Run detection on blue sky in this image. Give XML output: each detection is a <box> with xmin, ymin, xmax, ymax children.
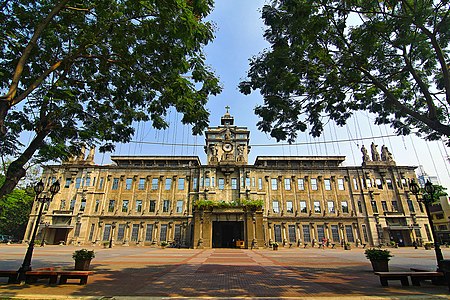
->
<box><xmin>108</xmin><ymin>0</ymin><xmax>450</xmax><ymax>189</ymax></box>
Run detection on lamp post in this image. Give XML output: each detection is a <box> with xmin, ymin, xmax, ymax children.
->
<box><xmin>409</xmin><ymin>179</ymin><xmax>444</xmax><ymax>271</ymax></box>
<box><xmin>17</xmin><ymin>180</ymin><xmax>60</xmax><ymax>282</ymax></box>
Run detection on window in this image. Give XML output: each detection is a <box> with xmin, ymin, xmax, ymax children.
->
<box><xmin>324</xmin><ymin>179</ymin><xmax>331</xmax><ymax>190</ymax></box>
<box><xmin>99</xmin><ymin>177</ymin><xmax>104</xmax><ymax>189</ymax></box>
<box><xmin>131</xmin><ymin>224</ymin><xmax>139</xmax><ymax>241</ymax></box>
<box><xmin>163</xmin><ymin>200</ymin><xmax>170</xmax><ymax>212</ymax></box>
<box><xmin>218</xmin><ymin>178</ymin><xmax>225</xmax><ymax>190</ymax></box>
<box><xmin>353</xmin><ymin>178</ymin><xmax>358</xmax><ymax>190</ymax></box>
<box><xmin>75</xmin><ymin>177</ymin><xmax>82</xmax><ymax>189</ymax></box>
<box><xmin>65</xmin><ymin>178</ymin><xmax>71</xmax><ymax>188</ymax></box>
<box><xmin>327</xmin><ymin>201</ymin><xmax>335</xmax><ymax>213</ymax></box>
<box><xmin>284</xmin><ymin>178</ymin><xmax>291</xmax><ymax>190</ymax></box>
<box><xmin>165</xmin><ymin>178</ymin><xmax>172</xmax><ymax>190</ymax></box>
<box><xmin>74</xmin><ymin>223</ymin><xmax>80</xmax><ymax>237</ymax></box>
<box><xmin>345</xmin><ymin>225</ymin><xmax>355</xmax><ymax>242</ymax></box>
<box><xmin>117</xmin><ymin>224</ymin><xmax>125</xmax><ymax>241</ymax></box>
<box><xmin>122</xmin><ymin>200</ymin><xmax>129</xmax><ymax>212</ymax></box>
<box><xmin>85</xmin><ymin>177</ymin><xmax>91</xmax><ymax>187</ymax></box>
<box><xmin>314</xmin><ymin>201</ymin><xmax>321</xmax><ymax>213</ymax></box>
<box><xmin>341</xmin><ymin>201</ymin><xmax>349</xmax><ymax>213</ymax></box>
<box><xmin>245</xmin><ymin>177</ymin><xmax>250</xmax><ymax>188</ymax></box>
<box><xmin>302</xmin><ymin>225</ymin><xmax>311</xmax><ymax>243</ymax></box>
<box><xmin>70</xmin><ymin>199</ymin><xmax>76</xmax><ymax>211</ymax></box>
<box><xmin>358</xmin><ymin>201</ymin><xmax>363</xmax><ymax>213</ymax></box>
<box><xmin>300</xmin><ymin>201</ymin><xmax>307</xmax><ymax>213</ymax></box>
<box><xmin>193</xmin><ymin>177</ymin><xmax>198</xmax><ymax>190</ymax></box>
<box><xmin>112</xmin><ymin>178</ymin><xmax>119</xmax><ymax>190</ymax></box>
<box><xmin>407</xmin><ymin>199</ymin><xmax>415</xmax><ymax>213</ymax></box>
<box><xmin>375</xmin><ymin>178</ymin><xmax>383</xmax><ymax>189</ymax></box>
<box><xmin>272</xmin><ymin>201</ymin><xmax>279</xmax><ymax>213</ymax></box>
<box><xmin>361</xmin><ymin>224</ymin><xmax>369</xmax><ymax>242</ymax></box>
<box><xmin>138</xmin><ymin>178</ymin><xmax>145</xmax><ymax>190</ymax></box>
<box><xmin>80</xmin><ymin>199</ymin><xmax>86</xmax><ymax>211</ymax></box>
<box><xmin>258</xmin><ymin>178</ymin><xmax>263</xmax><ymax>190</ymax></box>
<box><xmin>135</xmin><ymin>200</ymin><xmax>142</xmax><ymax>212</ymax></box>
<box><xmin>149</xmin><ymin>200</ymin><xmax>156</xmax><ymax>213</ymax></box>
<box><xmin>386</xmin><ymin>179</ymin><xmax>393</xmax><ymax>189</ymax></box>
<box><xmin>205</xmin><ymin>177</ymin><xmax>210</xmax><ymax>187</ymax></box>
<box><xmin>288</xmin><ymin>225</ymin><xmax>296</xmax><ymax>243</ymax></box>
<box><xmin>60</xmin><ymin>200</ymin><xmax>66</xmax><ymax>210</ymax></box>
<box><xmin>439</xmin><ymin>225</ymin><xmax>447</xmax><ymax>231</ymax></box>
<box><xmin>317</xmin><ymin>225</ymin><xmax>325</xmax><ymax>240</ymax></box>
<box><xmin>178</xmin><ymin>178</ymin><xmax>185</xmax><ymax>190</ymax></box>
<box><xmin>108</xmin><ymin>200</ymin><xmax>115</xmax><ymax>212</ymax></box>
<box><xmin>152</xmin><ymin>178</ymin><xmax>158</xmax><ymax>190</ymax></box>
<box><xmin>231</xmin><ymin>178</ymin><xmax>237</xmax><ymax>190</ymax></box>
<box><xmin>298</xmin><ymin>178</ymin><xmax>305</xmax><ymax>190</ymax></box>
<box><xmin>286</xmin><ymin>201</ymin><xmax>293</xmax><ymax>213</ymax></box>
<box><xmin>252</xmin><ymin>177</ymin><xmax>256</xmax><ymax>187</ymax></box>
<box><xmin>381</xmin><ymin>201</ymin><xmax>388</xmax><ymax>212</ymax></box>
<box><xmin>240</xmin><ymin>177</ymin><xmax>244</xmax><ymax>187</ymax></box>
<box><xmin>311</xmin><ymin>178</ymin><xmax>318</xmax><ymax>190</ymax></box>
<box><xmin>391</xmin><ymin>200</ymin><xmax>399</xmax><ymax>212</ymax></box>
<box><xmin>95</xmin><ymin>200</ymin><xmax>100</xmax><ymax>212</ymax></box>
<box><xmin>89</xmin><ymin>224</ymin><xmax>95</xmax><ymax>241</ymax></box>
<box><xmin>176</xmin><ymin>200</ymin><xmax>183</xmax><ymax>213</ymax></box>
<box><xmin>366</xmin><ymin>179</ymin><xmax>372</xmax><ymax>188</ymax></box>
<box><xmin>274</xmin><ymin>225</ymin><xmax>282</xmax><ymax>242</ymax></box>
<box><xmin>424</xmin><ymin>224</ymin><xmax>432</xmax><ymax>240</ymax></box>
<box><xmin>337</xmin><ymin>178</ymin><xmax>345</xmax><ymax>190</ymax></box>
<box><xmin>371</xmin><ymin>201</ymin><xmax>378</xmax><ymax>213</ymax></box>
<box><xmin>200</xmin><ymin>176</ymin><xmax>203</xmax><ymax>187</ymax></box>
<box><xmin>145</xmin><ymin>224</ymin><xmax>153</xmax><ymax>241</ymax></box>
<box><xmin>331</xmin><ymin>225</ymin><xmax>340</xmax><ymax>242</ymax></box>
<box><xmin>160</xmin><ymin>224</ymin><xmax>168</xmax><ymax>242</ymax></box>
<box><xmin>271</xmin><ymin>178</ymin><xmax>278</xmax><ymax>190</ymax></box>
<box><xmin>212</xmin><ymin>176</ymin><xmax>215</xmax><ymax>187</ymax></box>
<box><xmin>174</xmin><ymin>225</ymin><xmax>181</xmax><ymax>243</ymax></box>
<box><xmin>103</xmin><ymin>224</ymin><xmax>111</xmax><ymax>241</ymax></box>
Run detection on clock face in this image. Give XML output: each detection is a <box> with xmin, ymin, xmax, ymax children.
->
<box><xmin>222</xmin><ymin>143</ymin><xmax>233</xmax><ymax>152</ymax></box>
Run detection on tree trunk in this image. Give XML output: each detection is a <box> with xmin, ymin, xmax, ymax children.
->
<box><xmin>0</xmin><ymin>99</ymin><xmax>9</xmax><ymax>138</ymax></box>
<box><xmin>0</xmin><ymin>130</ymin><xmax>49</xmax><ymax>199</ymax></box>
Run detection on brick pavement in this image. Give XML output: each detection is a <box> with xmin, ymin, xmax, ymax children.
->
<box><xmin>0</xmin><ymin>244</ymin><xmax>449</xmax><ymax>299</ymax></box>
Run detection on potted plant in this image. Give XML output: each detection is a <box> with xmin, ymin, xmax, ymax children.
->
<box><xmin>160</xmin><ymin>241</ymin><xmax>169</xmax><ymax>248</ymax></box>
<box><xmin>272</xmin><ymin>242</ymin><xmax>279</xmax><ymax>250</ymax></box>
<box><xmin>344</xmin><ymin>242</ymin><xmax>351</xmax><ymax>250</ymax></box>
<box><xmin>364</xmin><ymin>248</ymin><xmax>392</xmax><ymax>272</ymax></box>
<box><xmin>424</xmin><ymin>242</ymin><xmax>433</xmax><ymax>250</ymax></box>
<box><xmin>73</xmin><ymin>249</ymin><xmax>95</xmax><ymax>270</ymax></box>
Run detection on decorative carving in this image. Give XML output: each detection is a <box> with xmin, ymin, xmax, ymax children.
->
<box><xmin>381</xmin><ymin>145</ymin><xmax>393</xmax><ymax>162</ymax></box>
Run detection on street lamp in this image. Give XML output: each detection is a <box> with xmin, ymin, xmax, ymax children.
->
<box><xmin>17</xmin><ymin>179</ymin><xmax>60</xmax><ymax>282</ymax></box>
<box><xmin>409</xmin><ymin>179</ymin><xmax>444</xmax><ymax>271</ymax></box>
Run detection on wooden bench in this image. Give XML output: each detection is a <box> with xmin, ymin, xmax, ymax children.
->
<box><xmin>25</xmin><ymin>270</ymin><xmax>58</xmax><ymax>284</ymax></box>
<box><xmin>374</xmin><ymin>271</ymin><xmax>444</xmax><ymax>287</ymax></box>
<box><xmin>0</xmin><ymin>270</ymin><xmax>18</xmax><ymax>283</ymax></box>
<box><xmin>58</xmin><ymin>271</ymin><xmax>93</xmax><ymax>285</ymax></box>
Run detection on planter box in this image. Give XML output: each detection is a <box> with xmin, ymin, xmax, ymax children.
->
<box><xmin>75</xmin><ymin>259</ymin><xmax>92</xmax><ymax>271</ymax></box>
<box><xmin>370</xmin><ymin>260</ymin><xmax>389</xmax><ymax>272</ymax></box>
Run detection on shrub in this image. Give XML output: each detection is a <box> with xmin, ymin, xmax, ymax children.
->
<box><xmin>72</xmin><ymin>249</ymin><xmax>95</xmax><ymax>261</ymax></box>
<box><xmin>364</xmin><ymin>248</ymin><xmax>392</xmax><ymax>261</ymax></box>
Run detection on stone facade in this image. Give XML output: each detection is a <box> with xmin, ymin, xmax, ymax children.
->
<box><xmin>24</xmin><ymin>112</ymin><xmax>432</xmax><ymax>248</ymax></box>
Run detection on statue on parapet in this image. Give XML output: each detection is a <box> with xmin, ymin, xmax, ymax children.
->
<box><xmin>361</xmin><ymin>145</ymin><xmax>370</xmax><ymax>162</ymax></box>
<box><xmin>371</xmin><ymin>142</ymin><xmax>380</xmax><ymax>161</ymax></box>
<box><xmin>381</xmin><ymin>145</ymin><xmax>393</xmax><ymax>162</ymax></box>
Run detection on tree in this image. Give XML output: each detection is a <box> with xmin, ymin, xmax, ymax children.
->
<box><xmin>0</xmin><ymin>175</ymin><xmax>34</xmax><ymax>239</ymax></box>
<box><xmin>0</xmin><ymin>0</ymin><xmax>221</xmax><ymax>198</ymax></box>
<box><xmin>239</xmin><ymin>0</ymin><xmax>450</xmax><ymax>144</ymax></box>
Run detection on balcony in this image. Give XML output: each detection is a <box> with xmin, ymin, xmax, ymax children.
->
<box><xmin>383</xmin><ymin>211</ymin><xmax>405</xmax><ymax>217</ymax></box>
<box><xmin>52</xmin><ymin>210</ymin><xmax>74</xmax><ymax>216</ymax></box>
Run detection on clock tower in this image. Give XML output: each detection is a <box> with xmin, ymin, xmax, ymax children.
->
<box><xmin>204</xmin><ymin>107</ymin><xmax>250</xmax><ymax>166</ymax></box>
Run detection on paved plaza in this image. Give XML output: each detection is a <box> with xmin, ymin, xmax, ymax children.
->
<box><xmin>0</xmin><ymin>244</ymin><xmax>449</xmax><ymax>299</ymax></box>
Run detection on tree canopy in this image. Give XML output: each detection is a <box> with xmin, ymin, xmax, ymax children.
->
<box><xmin>239</xmin><ymin>0</ymin><xmax>450</xmax><ymax>144</ymax></box>
<box><xmin>0</xmin><ymin>0</ymin><xmax>221</xmax><ymax>197</ymax></box>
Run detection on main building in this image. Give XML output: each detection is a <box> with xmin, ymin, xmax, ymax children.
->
<box><xmin>24</xmin><ymin>111</ymin><xmax>433</xmax><ymax>249</ymax></box>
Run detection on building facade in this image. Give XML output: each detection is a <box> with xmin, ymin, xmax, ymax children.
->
<box><xmin>24</xmin><ymin>112</ymin><xmax>434</xmax><ymax>248</ymax></box>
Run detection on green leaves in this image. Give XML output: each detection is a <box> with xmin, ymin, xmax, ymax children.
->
<box><xmin>240</xmin><ymin>0</ymin><xmax>450</xmax><ymax>144</ymax></box>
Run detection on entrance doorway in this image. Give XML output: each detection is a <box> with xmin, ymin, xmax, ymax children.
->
<box><xmin>212</xmin><ymin>221</ymin><xmax>244</xmax><ymax>248</ymax></box>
